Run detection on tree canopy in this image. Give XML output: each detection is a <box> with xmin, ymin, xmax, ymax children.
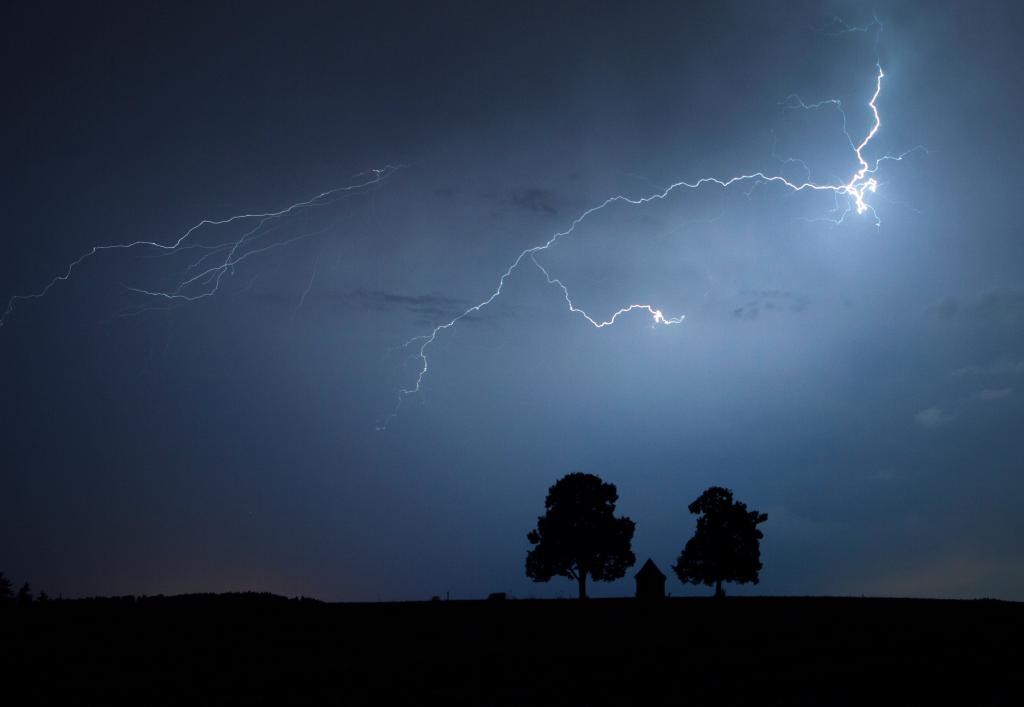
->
<box><xmin>526</xmin><ymin>472</ymin><xmax>636</xmax><ymax>599</ymax></box>
<box><xmin>673</xmin><ymin>486</ymin><xmax>767</xmax><ymax>598</ymax></box>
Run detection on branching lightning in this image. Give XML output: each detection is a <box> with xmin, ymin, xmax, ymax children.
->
<box><xmin>1</xmin><ymin>17</ymin><xmax>925</xmax><ymax>432</ymax></box>
<box><xmin>0</xmin><ymin>166</ymin><xmax>403</xmax><ymax>328</ymax></box>
<box><xmin>379</xmin><ymin>22</ymin><xmax>924</xmax><ymax>429</ymax></box>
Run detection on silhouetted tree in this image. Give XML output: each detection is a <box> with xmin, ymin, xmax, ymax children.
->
<box><xmin>526</xmin><ymin>472</ymin><xmax>636</xmax><ymax>599</ymax></box>
<box><xmin>17</xmin><ymin>582</ymin><xmax>33</xmax><ymax>606</ymax></box>
<box><xmin>0</xmin><ymin>572</ymin><xmax>12</xmax><ymax>604</ymax></box>
<box><xmin>673</xmin><ymin>486</ymin><xmax>767</xmax><ymax>598</ymax></box>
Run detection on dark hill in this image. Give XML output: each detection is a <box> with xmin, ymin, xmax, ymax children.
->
<box><xmin>2</xmin><ymin>595</ymin><xmax>1020</xmax><ymax>705</ymax></box>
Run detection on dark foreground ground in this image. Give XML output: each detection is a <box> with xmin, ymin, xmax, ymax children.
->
<box><xmin>1</xmin><ymin>594</ymin><xmax>1021</xmax><ymax>705</ymax></box>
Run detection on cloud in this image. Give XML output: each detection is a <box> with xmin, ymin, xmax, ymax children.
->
<box><xmin>975</xmin><ymin>287</ymin><xmax>1024</xmax><ymax>320</ymax></box>
<box><xmin>350</xmin><ymin>289</ymin><xmax>475</xmax><ymax>323</ymax></box>
<box><xmin>976</xmin><ymin>387</ymin><xmax>1012</xmax><ymax>401</ymax></box>
<box><xmin>929</xmin><ymin>296</ymin><xmax>959</xmax><ymax>320</ymax></box>
<box><xmin>506</xmin><ymin>187</ymin><xmax>560</xmax><ymax>216</ymax></box>
<box><xmin>951</xmin><ymin>357</ymin><xmax>1024</xmax><ymax>377</ymax></box>
<box><xmin>931</xmin><ymin>286</ymin><xmax>1024</xmax><ymax>322</ymax></box>
<box><xmin>732</xmin><ymin>289</ymin><xmax>808</xmax><ymax>320</ymax></box>
<box><xmin>914</xmin><ymin>406</ymin><xmax>953</xmax><ymax>429</ymax></box>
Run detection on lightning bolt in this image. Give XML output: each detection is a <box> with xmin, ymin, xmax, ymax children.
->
<box><xmin>379</xmin><ymin>25</ymin><xmax>924</xmax><ymax>430</ymax></box>
<box><xmin>0</xmin><ymin>165</ymin><xmax>403</xmax><ymax>328</ymax></box>
<box><xmin>820</xmin><ymin>13</ymin><xmax>883</xmax><ymax>36</ymax></box>
<box><xmin>1</xmin><ymin>17</ymin><xmax>924</xmax><ymax>433</ymax></box>
<box><xmin>294</xmin><ymin>254</ymin><xmax>321</xmax><ymax>315</ymax></box>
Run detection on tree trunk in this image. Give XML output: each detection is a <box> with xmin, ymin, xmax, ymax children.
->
<box><xmin>714</xmin><ymin>579</ymin><xmax>724</xmax><ymax>599</ymax></box>
<box><xmin>578</xmin><ymin>572</ymin><xmax>587</xmax><ymax>600</ymax></box>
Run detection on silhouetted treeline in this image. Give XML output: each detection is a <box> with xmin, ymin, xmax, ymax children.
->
<box><xmin>0</xmin><ymin>571</ymin><xmax>46</xmax><ymax>607</ymax></box>
<box><xmin>65</xmin><ymin>591</ymin><xmax>322</xmax><ymax>607</ymax></box>
<box><xmin>0</xmin><ymin>574</ymin><xmax>322</xmax><ymax>608</ymax></box>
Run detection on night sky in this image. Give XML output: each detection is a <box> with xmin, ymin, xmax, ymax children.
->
<box><xmin>3</xmin><ymin>0</ymin><xmax>1023</xmax><ymax>601</ymax></box>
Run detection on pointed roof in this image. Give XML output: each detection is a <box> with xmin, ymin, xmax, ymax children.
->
<box><xmin>634</xmin><ymin>558</ymin><xmax>666</xmax><ymax>581</ymax></box>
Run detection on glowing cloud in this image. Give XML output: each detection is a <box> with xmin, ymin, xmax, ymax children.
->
<box><xmin>379</xmin><ymin>34</ymin><xmax>923</xmax><ymax>429</ymax></box>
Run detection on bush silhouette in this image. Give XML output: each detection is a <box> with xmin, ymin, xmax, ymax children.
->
<box><xmin>673</xmin><ymin>486</ymin><xmax>767</xmax><ymax>598</ymax></box>
<box><xmin>526</xmin><ymin>472</ymin><xmax>636</xmax><ymax>599</ymax></box>
<box><xmin>0</xmin><ymin>572</ymin><xmax>12</xmax><ymax>604</ymax></box>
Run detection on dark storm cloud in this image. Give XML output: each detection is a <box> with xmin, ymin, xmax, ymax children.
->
<box><xmin>974</xmin><ymin>287</ymin><xmax>1024</xmax><ymax>321</ymax></box>
<box><xmin>929</xmin><ymin>286</ymin><xmax>1024</xmax><ymax>322</ymax></box>
<box><xmin>4</xmin><ymin>0</ymin><xmax>1024</xmax><ymax>603</ymax></box>
<box><xmin>732</xmin><ymin>290</ymin><xmax>808</xmax><ymax>320</ymax></box>
<box><xmin>504</xmin><ymin>188</ymin><xmax>561</xmax><ymax>216</ymax></box>
<box><xmin>350</xmin><ymin>289</ymin><xmax>474</xmax><ymax>322</ymax></box>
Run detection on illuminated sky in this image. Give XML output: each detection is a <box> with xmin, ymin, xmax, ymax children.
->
<box><xmin>3</xmin><ymin>0</ymin><xmax>1024</xmax><ymax>600</ymax></box>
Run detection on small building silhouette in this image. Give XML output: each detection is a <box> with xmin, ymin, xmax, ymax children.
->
<box><xmin>634</xmin><ymin>558</ymin><xmax>666</xmax><ymax>599</ymax></box>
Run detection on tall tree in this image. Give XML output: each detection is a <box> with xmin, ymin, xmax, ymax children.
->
<box><xmin>673</xmin><ymin>486</ymin><xmax>767</xmax><ymax>598</ymax></box>
<box><xmin>0</xmin><ymin>572</ymin><xmax>12</xmax><ymax>604</ymax></box>
<box><xmin>526</xmin><ymin>472</ymin><xmax>636</xmax><ymax>599</ymax></box>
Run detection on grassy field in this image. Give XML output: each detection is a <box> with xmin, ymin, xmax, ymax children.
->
<box><xmin>2</xmin><ymin>595</ymin><xmax>1021</xmax><ymax>705</ymax></box>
